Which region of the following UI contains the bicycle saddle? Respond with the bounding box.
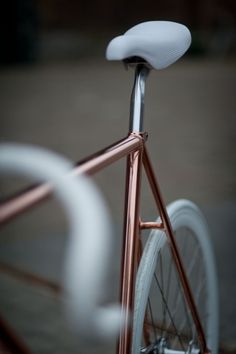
[106,21,191,70]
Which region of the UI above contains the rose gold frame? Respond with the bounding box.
[0,61,210,353]
[0,132,209,354]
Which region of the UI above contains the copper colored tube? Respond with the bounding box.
[139,220,164,229]
[0,135,142,226]
[73,134,143,176]
[0,262,61,294]
[118,148,143,354]
[0,314,33,354]
[0,183,52,226]
[142,146,209,354]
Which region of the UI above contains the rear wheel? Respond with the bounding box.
[132,200,218,354]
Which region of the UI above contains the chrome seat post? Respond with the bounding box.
[129,64,150,133]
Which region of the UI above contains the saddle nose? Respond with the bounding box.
[106,21,191,70]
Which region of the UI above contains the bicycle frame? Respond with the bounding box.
[0,65,210,354]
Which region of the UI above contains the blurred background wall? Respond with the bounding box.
[0,2,235,354]
[0,0,236,63]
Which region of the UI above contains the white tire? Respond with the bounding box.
[132,200,218,354]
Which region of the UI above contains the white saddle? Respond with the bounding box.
[106,21,191,70]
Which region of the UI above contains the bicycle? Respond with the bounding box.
[0,21,218,354]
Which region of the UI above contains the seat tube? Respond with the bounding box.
[118,147,143,354]
[117,64,149,354]
[129,64,150,133]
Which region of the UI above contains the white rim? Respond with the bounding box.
[132,199,218,354]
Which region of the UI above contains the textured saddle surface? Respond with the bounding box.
[106,21,191,70]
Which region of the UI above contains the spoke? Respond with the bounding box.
[147,297,158,343]
[186,244,201,279]
[166,268,193,346]
[165,232,199,339]
[168,229,205,349]
[144,320,191,343]
[180,229,194,335]
[163,254,187,330]
[178,276,193,340]
[163,249,174,337]
[159,252,166,337]
[141,225,210,354]
[153,272,186,350]
[182,228,190,257]
[181,235,205,344]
